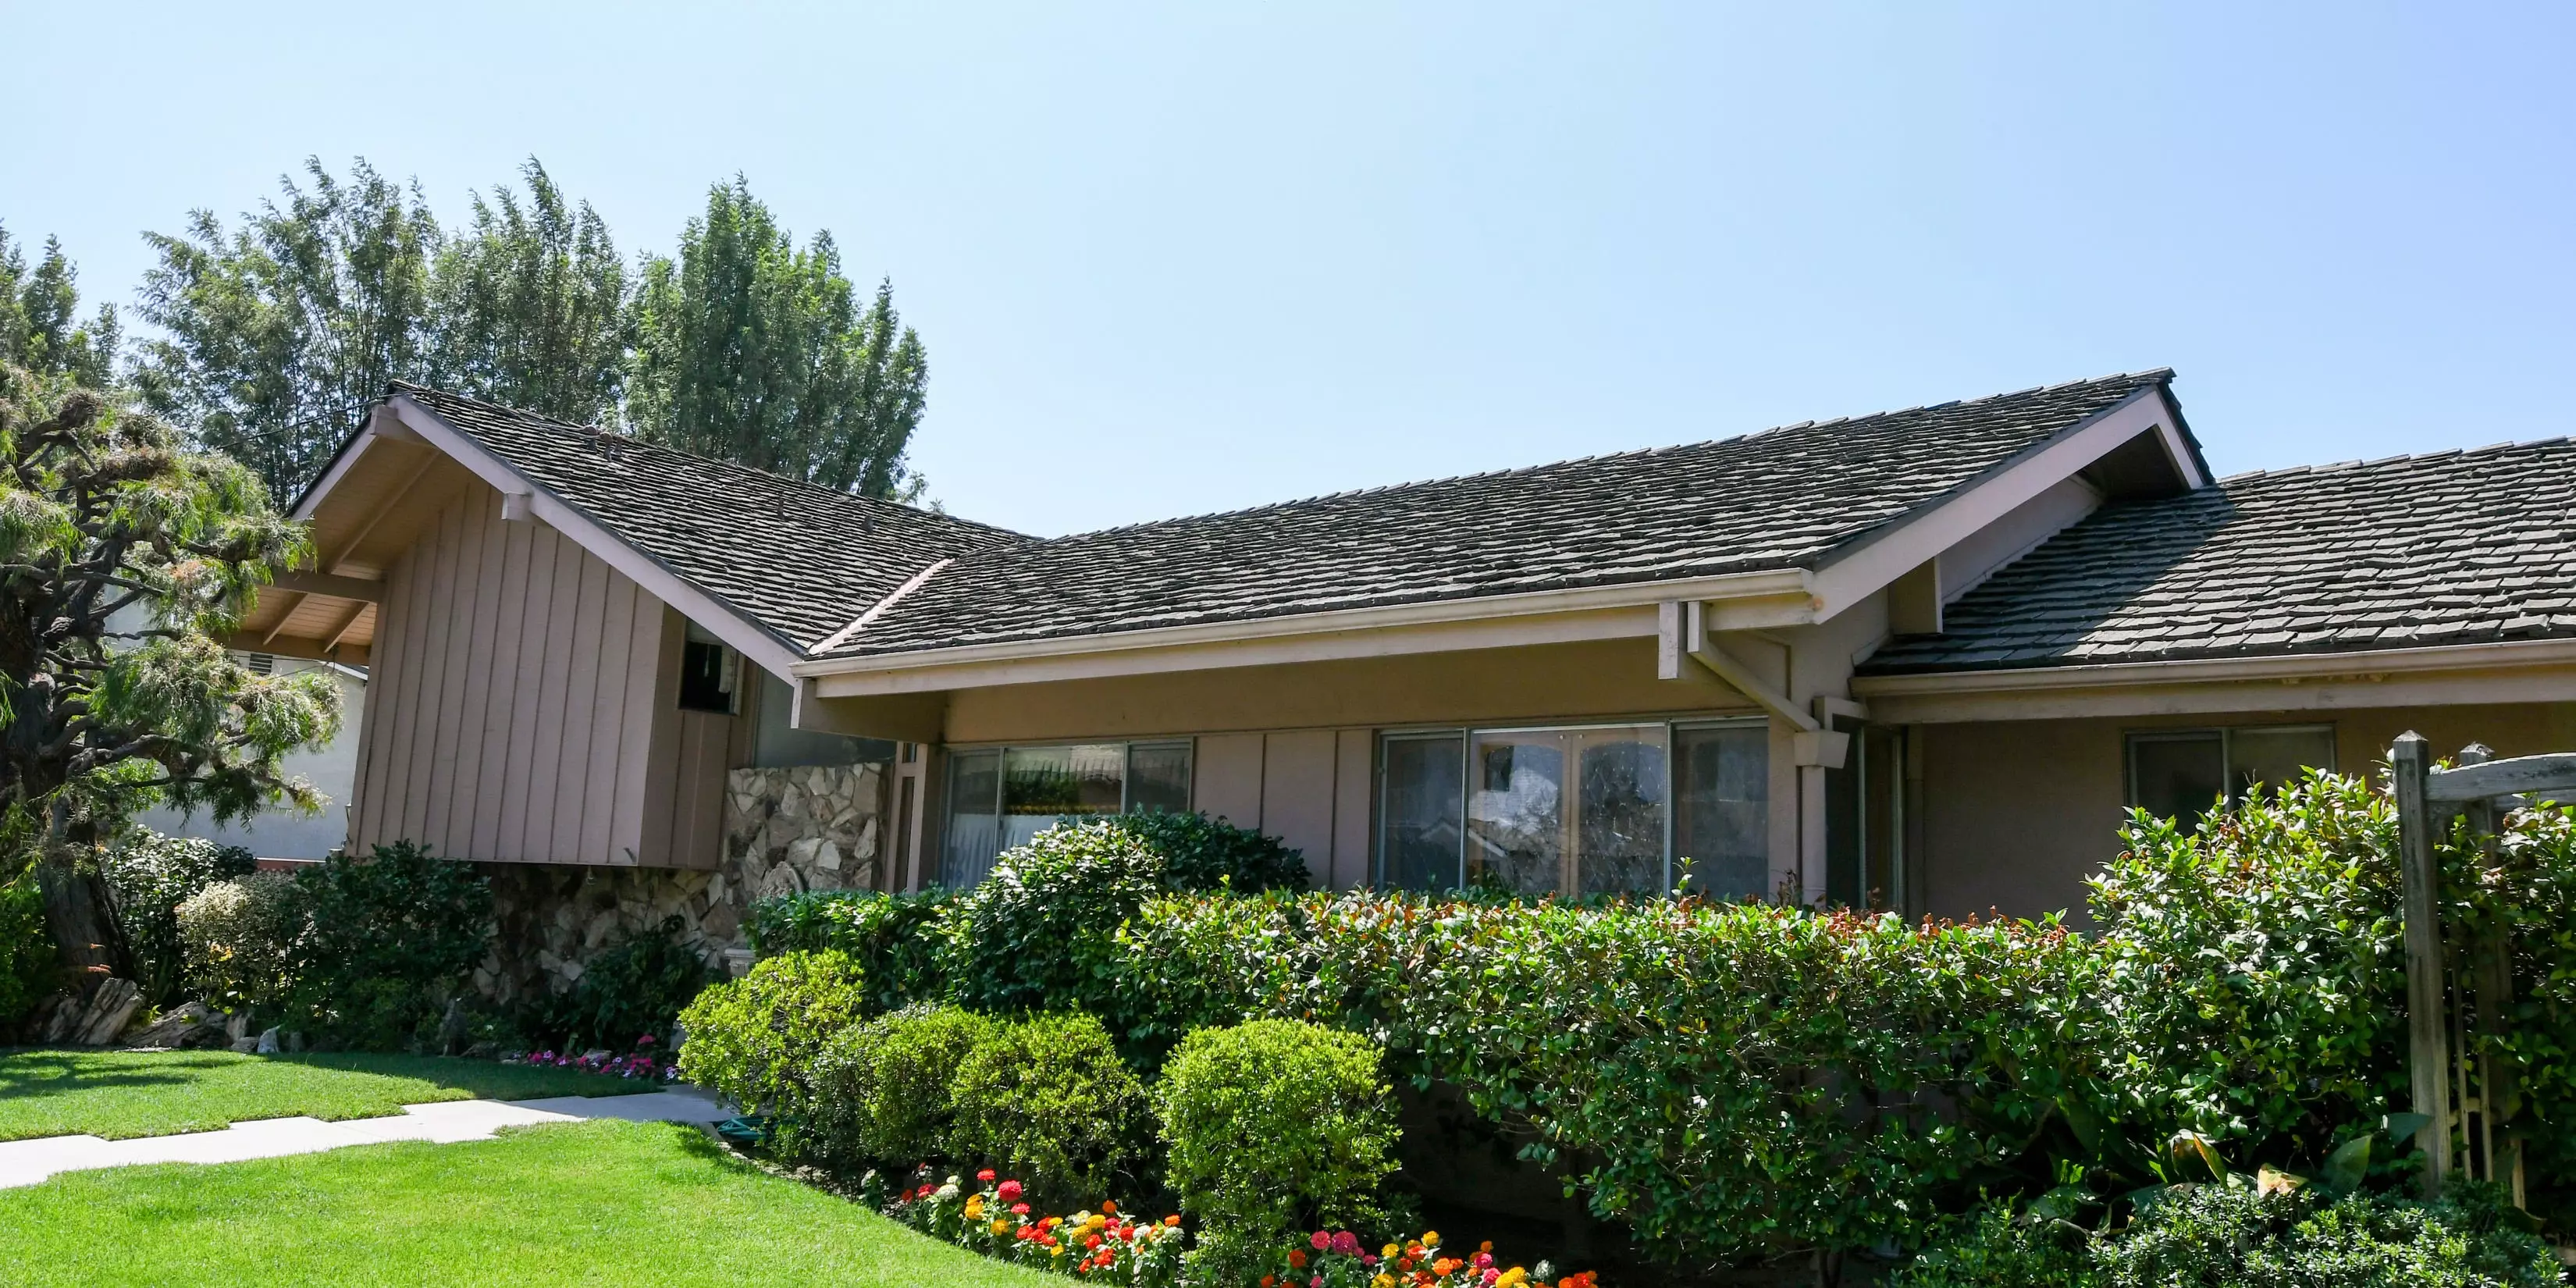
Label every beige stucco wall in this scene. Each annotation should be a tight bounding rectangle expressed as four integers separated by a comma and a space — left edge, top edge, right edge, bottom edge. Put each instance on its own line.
1917, 701, 2576, 924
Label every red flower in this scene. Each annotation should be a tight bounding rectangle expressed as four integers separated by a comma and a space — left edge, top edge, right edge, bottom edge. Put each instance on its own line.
1011, 1203, 1030, 1215
997, 1180, 1024, 1202
1289, 1250, 1308, 1269
977, 1169, 997, 1183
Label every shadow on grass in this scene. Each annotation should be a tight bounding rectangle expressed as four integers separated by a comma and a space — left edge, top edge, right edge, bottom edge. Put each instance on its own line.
0, 1047, 645, 1103
0, 1048, 244, 1098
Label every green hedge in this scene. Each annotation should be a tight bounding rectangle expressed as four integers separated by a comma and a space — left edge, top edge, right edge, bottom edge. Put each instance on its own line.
1155, 1019, 1400, 1248
731, 775, 2576, 1270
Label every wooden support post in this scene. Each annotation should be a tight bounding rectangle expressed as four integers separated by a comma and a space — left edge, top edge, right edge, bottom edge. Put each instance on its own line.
2390, 731, 2453, 1195
2453, 745, 2525, 1206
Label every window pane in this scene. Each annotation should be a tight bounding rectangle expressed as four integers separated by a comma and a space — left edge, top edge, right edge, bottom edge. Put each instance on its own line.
1468, 731, 1567, 895
2229, 726, 2336, 802
941, 749, 1004, 888
1380, 735, 1464, 891
1674, 724, 1768, 900
1004, 745, 1125, 817
2130, 732, 2226, 827
1574, 727, 1667, 895
1126, 742, 1193, 814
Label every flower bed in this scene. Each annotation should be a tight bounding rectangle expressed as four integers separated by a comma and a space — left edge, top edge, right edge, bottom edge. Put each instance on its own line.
876, 1167, 1592, 1288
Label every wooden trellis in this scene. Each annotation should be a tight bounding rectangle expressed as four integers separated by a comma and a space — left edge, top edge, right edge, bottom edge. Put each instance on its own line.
2390, 731, 2576, 1201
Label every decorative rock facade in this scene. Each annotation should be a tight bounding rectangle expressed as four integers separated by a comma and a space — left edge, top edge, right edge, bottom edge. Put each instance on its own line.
472, 764, 888, 1005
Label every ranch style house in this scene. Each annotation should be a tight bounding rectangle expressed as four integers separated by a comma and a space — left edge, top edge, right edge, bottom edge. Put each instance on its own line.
235, 369, 2576, 973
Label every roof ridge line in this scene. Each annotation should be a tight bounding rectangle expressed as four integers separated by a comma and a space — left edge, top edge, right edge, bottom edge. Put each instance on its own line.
1021, 368, 2174, 546
2211, 433, 2576, 486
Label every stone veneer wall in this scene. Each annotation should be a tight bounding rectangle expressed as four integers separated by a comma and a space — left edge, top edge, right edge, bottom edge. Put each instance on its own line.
472, 763, 887, 1005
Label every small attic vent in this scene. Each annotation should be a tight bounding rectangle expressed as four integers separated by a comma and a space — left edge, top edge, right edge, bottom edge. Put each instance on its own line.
241, 652, 276, 675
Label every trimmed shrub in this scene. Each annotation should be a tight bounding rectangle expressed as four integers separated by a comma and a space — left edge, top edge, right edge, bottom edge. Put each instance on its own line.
519, 916, 711, 1054
808, 1003, 998, 1168
677, 950, 868, 1124
940, 825, 1165, 1016
0, 870, 57, 1033
1155, 1019, 1400, 1247
945, 1011, 1149, 1204
749, 887, 955, 1011
176, 871, 304, 1012
101, 830, 255, 1007
283, 842, 493, 1048
1100, 810, 1311, 895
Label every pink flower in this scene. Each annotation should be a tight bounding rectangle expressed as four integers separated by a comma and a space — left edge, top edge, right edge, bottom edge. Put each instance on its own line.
977, 1169, 997, 1183
1332, 1231, 1361, 1257
1311, 1231, 1332, 1251
638, 1035, 656, 1046
997, 1180, 1023, 1202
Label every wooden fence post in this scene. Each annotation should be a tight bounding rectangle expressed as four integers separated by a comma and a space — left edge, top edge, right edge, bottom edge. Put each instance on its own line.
2389, 731, 2453, 1195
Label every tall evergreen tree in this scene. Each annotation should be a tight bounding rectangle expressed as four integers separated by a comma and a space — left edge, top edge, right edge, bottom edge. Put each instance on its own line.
426, 158, 630, 427
132, 158, 441, 503
0, 226, 120, 388
626, 178, 927, 497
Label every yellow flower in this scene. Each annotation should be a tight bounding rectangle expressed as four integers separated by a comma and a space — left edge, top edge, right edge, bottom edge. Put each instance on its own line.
1383, 1244, 1400, 1258
1049, 1244, 1066, 1258
1498, 1270, 1528, 1287
1087, 1213, 1108, 1231
965, 1196, 986, 1218
992, 1219, 1013, 1236
1421, 1231, 1442, 1248
1373, 1277, 1397, 1288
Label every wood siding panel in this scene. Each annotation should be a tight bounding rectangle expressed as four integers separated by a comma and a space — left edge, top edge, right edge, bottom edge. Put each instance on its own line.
1332, 728, 1375, 889
549, 550, 607, 863
1194, 733, 1265, 830
1260, 731, 1338, 887
636, 607, 688, 869
349, 482, 693, 867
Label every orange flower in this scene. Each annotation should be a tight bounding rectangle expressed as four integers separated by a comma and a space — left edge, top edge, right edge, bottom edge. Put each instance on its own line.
1290, 1250, 1309, 1268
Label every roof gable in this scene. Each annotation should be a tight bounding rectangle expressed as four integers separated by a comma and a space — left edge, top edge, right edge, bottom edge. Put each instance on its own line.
1863, 437, 2576, 674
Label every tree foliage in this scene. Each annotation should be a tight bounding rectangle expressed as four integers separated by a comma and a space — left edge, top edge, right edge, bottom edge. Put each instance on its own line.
0, 226, 119, 388
0, 367, 341, 967
127, 160, 930, 503
133, 158, 441, 503
425, 158, 630, 427
627, 177, 928, 497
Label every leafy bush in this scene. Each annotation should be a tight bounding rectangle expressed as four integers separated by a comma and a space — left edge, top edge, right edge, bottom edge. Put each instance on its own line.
101, 830, 256, 1007
1897, 1182, 2556, 1288
1155, 1019, 1401, 1259
0, 869, 59, 1032
282, 842, 493, 1048
806, 1003, 998, 1169
1098, 810, 1311, 895
2087, 772, 2411, 1172
940, 825, 1166, 1016
175, 871, 304, 1012
676, 950, 869, 1123
519, 916, 711, 1054
945, 1010, 1150, 1204
748, 887, 955, 1012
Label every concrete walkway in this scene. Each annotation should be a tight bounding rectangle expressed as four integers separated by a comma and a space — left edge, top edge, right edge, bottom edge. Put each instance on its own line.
0, 1089, 731, 1190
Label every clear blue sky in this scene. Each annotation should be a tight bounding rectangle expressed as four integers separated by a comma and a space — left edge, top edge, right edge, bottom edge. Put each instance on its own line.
7, 2, 2570, 536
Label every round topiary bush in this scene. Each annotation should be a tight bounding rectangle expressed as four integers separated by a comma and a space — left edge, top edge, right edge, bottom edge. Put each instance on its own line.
676, 950, 869, 1131
807, 1002, 998, 1169
945, 1010, 1149, 1203
1154, 1018, 1401, 1246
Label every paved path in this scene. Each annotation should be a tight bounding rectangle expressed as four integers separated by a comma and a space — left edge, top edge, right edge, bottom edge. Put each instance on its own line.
0, 1089, 731, 1189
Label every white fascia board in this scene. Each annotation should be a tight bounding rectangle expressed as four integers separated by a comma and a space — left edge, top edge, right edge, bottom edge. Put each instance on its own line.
288, 405, 409, 521
1852, 638, 2576, 722
1806, 388, 2193, 622
383, 393, 807, 685
791, 566, 1812, 689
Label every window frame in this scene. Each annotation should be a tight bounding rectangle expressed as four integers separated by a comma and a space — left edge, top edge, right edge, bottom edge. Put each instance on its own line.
1376, 715, 1767, 894
936, 738, 1197, 888
2122, 722, 2338, 817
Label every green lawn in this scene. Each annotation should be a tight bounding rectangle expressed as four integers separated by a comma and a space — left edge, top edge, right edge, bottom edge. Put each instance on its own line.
0, 1048, 653, 1141
0, 1118, 1053, 1287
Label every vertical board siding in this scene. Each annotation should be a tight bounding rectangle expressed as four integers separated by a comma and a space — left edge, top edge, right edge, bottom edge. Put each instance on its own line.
1259, 731, 1339, 886
1331, 728, 1375, 889
1194, 734, 1265, 830
355, 483, 684, 866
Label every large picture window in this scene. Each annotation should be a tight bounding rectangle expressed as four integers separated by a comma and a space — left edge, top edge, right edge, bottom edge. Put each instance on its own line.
941, 741, 1194, 888
2126, 724, 2336, 828
1381, 720, 1767, 898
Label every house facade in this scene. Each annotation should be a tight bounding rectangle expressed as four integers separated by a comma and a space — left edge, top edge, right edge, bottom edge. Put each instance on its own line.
250, 371, 2576, 979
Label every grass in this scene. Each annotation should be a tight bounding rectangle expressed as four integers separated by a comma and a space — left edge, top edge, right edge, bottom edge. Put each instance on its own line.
0, 1118, 1055, 1287
0, 1048, 653, 1141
